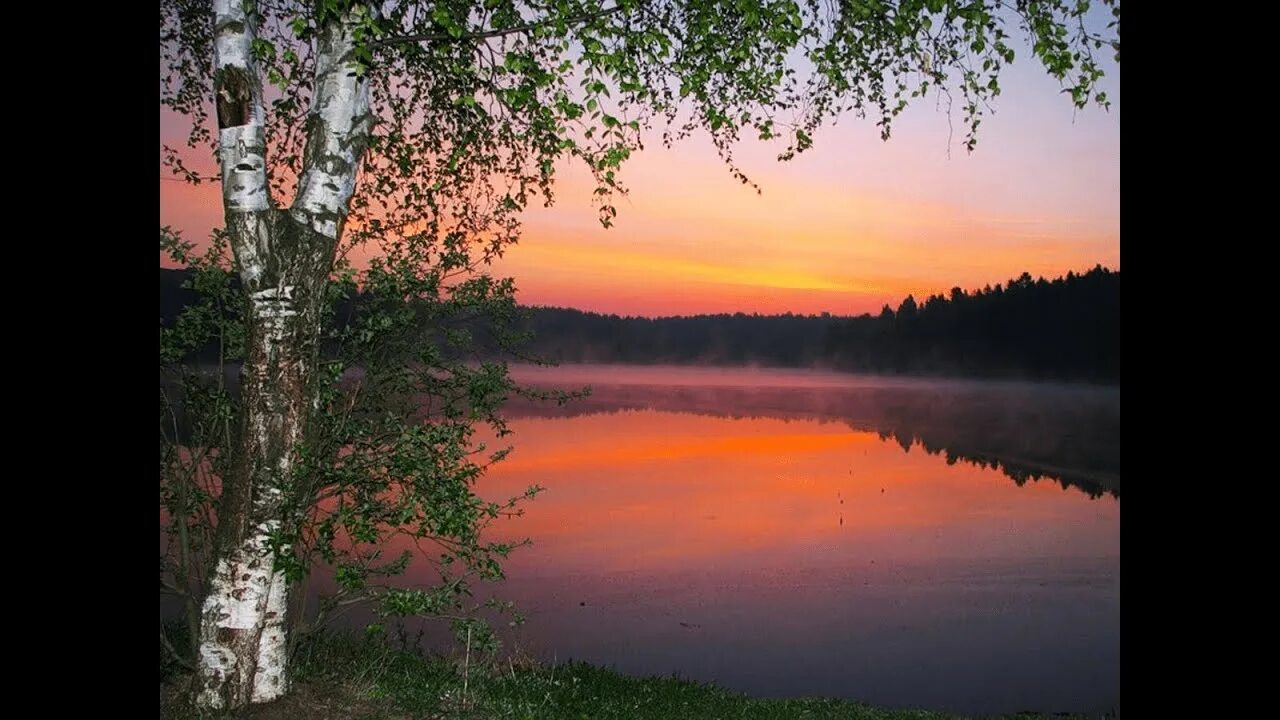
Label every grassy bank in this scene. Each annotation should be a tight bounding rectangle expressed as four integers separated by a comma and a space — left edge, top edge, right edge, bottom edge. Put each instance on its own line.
160, 633, 1106, 720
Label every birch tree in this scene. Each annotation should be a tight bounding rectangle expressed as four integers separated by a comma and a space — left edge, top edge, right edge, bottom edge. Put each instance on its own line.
160, 0, 1119, 710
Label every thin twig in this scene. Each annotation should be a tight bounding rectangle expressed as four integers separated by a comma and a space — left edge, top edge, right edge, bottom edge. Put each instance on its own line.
463, 625, 472, 703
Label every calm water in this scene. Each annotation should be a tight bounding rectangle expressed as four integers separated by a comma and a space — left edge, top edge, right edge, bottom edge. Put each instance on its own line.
385, 365, 1120, 716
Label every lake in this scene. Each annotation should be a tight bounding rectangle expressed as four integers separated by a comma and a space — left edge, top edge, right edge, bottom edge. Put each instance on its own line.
380, 365, 1120, 716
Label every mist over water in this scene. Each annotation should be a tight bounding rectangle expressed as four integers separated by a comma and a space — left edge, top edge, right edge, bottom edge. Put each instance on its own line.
178, 364, 1119, 715
362, 365, 1119, 716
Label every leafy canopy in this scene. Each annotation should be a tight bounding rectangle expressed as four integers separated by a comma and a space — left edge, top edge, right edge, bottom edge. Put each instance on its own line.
163, 0, 1119, 238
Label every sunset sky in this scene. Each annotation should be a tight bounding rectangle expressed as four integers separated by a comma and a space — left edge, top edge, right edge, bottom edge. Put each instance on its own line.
160, 50, 1119, 318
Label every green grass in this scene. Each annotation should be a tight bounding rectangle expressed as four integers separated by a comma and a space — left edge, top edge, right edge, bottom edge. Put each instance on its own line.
161, 632, 1107, 720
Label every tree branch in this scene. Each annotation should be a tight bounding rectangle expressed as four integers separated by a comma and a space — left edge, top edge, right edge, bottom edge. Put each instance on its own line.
291, 8, 375, 240
371, 4, 626, 48
212, 0, 269, 215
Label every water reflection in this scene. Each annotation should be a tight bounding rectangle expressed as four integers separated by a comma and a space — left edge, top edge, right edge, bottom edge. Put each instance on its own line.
446, 367, 1120, 716
174, 365, 1119, 716
503, 364, 1120, 499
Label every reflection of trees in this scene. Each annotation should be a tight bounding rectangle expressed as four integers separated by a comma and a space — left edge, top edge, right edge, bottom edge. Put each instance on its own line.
504, 380, 1120, 499
169, 367, 1120, 500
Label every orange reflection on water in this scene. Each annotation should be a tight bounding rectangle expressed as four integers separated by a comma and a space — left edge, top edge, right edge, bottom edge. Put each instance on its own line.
305, 393, 1119, 714
476, 409, 1119, 576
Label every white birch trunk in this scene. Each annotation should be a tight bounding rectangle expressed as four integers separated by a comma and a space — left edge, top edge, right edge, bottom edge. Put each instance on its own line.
251, 568, 290, 701
291, 7, 373, 240
194, 1, 373, 711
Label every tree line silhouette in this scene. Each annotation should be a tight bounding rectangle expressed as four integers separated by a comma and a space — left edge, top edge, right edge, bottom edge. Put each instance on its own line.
515, 266, 1118, 382
823, 266, 1119, 382
161, 265, 1119, 383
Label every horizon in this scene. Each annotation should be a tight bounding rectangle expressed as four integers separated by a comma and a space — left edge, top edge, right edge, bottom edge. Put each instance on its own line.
159, 263, 1118, 322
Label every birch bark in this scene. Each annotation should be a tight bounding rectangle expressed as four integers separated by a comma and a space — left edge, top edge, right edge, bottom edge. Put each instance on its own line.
194, 1, 371, 709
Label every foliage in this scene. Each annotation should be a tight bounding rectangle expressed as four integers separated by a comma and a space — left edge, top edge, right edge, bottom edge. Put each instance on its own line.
162, 0, 1119, 226
159, 225, 581, 664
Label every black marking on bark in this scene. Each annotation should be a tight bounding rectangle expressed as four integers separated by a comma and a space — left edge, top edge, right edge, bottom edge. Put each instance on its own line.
301, 114, 327, 174
216, 67, 253, 129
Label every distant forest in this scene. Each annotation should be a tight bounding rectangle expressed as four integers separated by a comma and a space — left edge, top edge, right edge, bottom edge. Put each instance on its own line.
521, 266, 1118, 382
160, 265, 1119, 383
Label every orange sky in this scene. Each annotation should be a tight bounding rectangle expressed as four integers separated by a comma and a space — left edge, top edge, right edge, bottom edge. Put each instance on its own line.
160, 58, 1119, 317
